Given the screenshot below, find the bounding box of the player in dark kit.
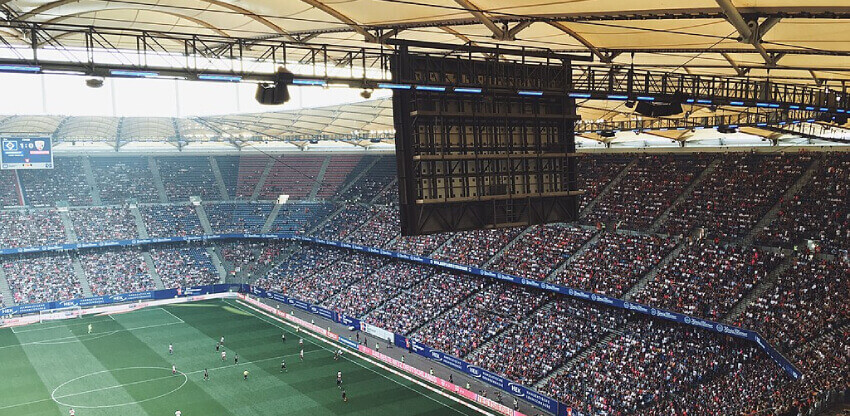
[341,389,347,402]
[281,359,287,372]
[203,368,209,381]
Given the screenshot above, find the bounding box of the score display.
[1,137,53,169]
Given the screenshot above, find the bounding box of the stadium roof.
[0,0,848,146]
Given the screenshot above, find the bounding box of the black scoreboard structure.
[392,45,582,236]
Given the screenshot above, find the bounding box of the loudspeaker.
[635,101,683,117]
[255,68,294,105]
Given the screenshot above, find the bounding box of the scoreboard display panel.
[1,137,53,169]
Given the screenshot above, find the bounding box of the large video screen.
[1,137,53,169]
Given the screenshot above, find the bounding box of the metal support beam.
[453,0,505,40]
[721,52,749,77]
[549,21,610,63]
[715,0,775,65]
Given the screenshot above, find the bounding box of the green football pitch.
[0,299,486,416]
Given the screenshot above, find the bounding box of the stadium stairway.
[334,156,384,197]
[80,157,104,205]
[307,203,348,234]
[579,157,638,218]
[743,157,822,246]
[403,280,496,337]
[648,156,722,234]
[533,329,622,390]
[206,247,228,283]
[481,226,533,269]
[308,156,332,200]
[370,177,398,205]
[250,158,276,201]
[194,203,214,234]
[0,267,16,306]
[260,203,284,233]
[723,254,794,324]
[545,227,603,279]
[129,205,150,238]
[58,210,79,243]
[142,251,166,289]
[148,157,169,203]
[464,297,555,361]
[208,156,231,200]
[623,237,689,301]
[71,257,94,297]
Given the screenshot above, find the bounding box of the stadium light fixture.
[0,64,41,73]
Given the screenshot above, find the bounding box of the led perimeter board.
[1,137,53,169]
[392,48,581,236]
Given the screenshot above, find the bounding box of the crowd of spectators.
[150,246,219,288]
[578,155,632,211]
[489,224,594,280]
[583,154,711,230]
[140,205,204,237]
[432,227,523,266]
[321,262,432,318]
[79,248,155,295]
[0,209,66,248]
[345,205,399,248]
[554,232,676,297]
[756,152,850,255]
[254,243,348,293]
[390,233,450,256]
[736,257,849,356]
[90,156,161,203]
[18,157,93,206]
[0,170,21,207]
[156,157,221,202]
[365,272,486,335]
[543,318,759,415]
[634,240,783,320]
[663,153,812,239]
[280,253,386,305]
[338,156,395,203]
[3,253,82,304]
[412,283,549,358]
[70,206,138,242]
[468,298,628,385]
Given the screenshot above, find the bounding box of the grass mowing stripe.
[0,321,184,350]
[226,299,491,416]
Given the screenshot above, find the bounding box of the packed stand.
[90,156,160,203]
[338,156,395,203]
[0,209,66,248]
[322,262,432,318]
[205,202,272,233]
[468,298,628,385]
[280,253,386,305]
[3,253,82,304]
[634,240,783,320]
[345,205,399,247]
[736,257,849,355]
[554,232,676,297]
[489,224,594,280]
[254,243,348,293]
[140,205,204,237]
[583,154,711,230]
[413,283,548,358]
[0,170,21,207]
[18,157,93,206]
[70,207,138,242]
[156,156,221,201]
[663,153,812,239]
[365,272,486,335]
[389,233,450,256]
[543,318,760,415]
[432,227,523,267]
[578,155,632,211]
[150,246,219,288]
[78,249,155,295]
[757,152,850,255]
